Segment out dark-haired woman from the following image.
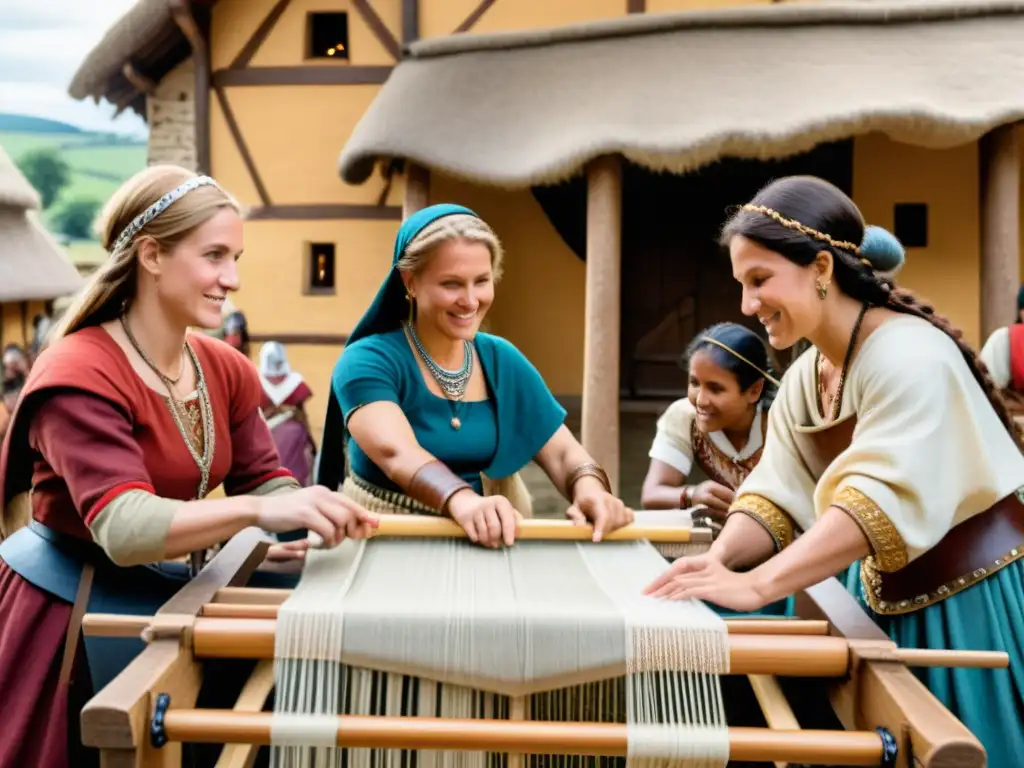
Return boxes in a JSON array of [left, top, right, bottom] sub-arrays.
[[645, 175, 1024, 764], [641, 322, 778, 517]]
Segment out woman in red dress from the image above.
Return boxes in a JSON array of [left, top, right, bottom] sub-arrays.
[[0, 164, 376, 768]]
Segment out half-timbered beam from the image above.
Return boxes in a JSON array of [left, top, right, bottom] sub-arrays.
[[402, 0, 419, 45], [352, 0, 402, 60], [230, 0, 293, 69], [213, 87, 271, 206], [212, 65, 391, 87], [454, 0, 498, 33], [246, 204, 402, 221]]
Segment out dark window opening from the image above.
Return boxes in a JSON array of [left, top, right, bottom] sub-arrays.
[[307, 12, 349, 60], [306, 243, 336, 294], [893, 203, 928, 248]]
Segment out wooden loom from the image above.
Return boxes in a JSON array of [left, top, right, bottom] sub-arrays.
[[78, 518, 1003, 768]]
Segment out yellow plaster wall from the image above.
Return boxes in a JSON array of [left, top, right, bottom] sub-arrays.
[[1, 301, 46, 350], [852, 133, 981, 347], [211, 0, 402, 70]]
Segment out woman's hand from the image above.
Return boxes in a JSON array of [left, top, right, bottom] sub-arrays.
[[566, 482, 634, 542], [642, 552, 770, 613], [254, 485, 379, 548], [447, 489, 521, 548], [686, 480, 735, 516]]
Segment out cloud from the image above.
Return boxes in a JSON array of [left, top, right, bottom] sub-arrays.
[[0, 0, 148, 134]]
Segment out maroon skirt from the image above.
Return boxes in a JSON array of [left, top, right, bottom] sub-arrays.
[[0, 559, 81, 768]]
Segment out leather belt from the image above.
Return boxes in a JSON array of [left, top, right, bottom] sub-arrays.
[[863, 490, 1024, 614]]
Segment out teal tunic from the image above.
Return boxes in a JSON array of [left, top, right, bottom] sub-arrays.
[[333, 329, 499, 493], [331, 328, 567, 494], [840, 560, 1024, 766]]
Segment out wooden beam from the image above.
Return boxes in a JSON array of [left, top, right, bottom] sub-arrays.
[[212, 65, 392, 87], [121, 62, 156, 94], [213, 87, 271, 206], [980, 123, 1021, 341], [352, 0, 402, 60], [170, 0, 211, 174], [402, 0, 419, 45], [795, 577, 985, 768], [454, 0, 498, 33], [582, 155, 622, 495], [403, 162, 430, 217], [231, 0, 293, 68], [245, 204, 402, 221], [248, 333, 349, 345]]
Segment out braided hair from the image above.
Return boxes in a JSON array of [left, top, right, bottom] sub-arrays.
[[720, 175, 1022, 450]]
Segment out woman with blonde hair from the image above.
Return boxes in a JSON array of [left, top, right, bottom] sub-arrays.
[[317, 203, 633, 547], [0, 164, 377, 768]]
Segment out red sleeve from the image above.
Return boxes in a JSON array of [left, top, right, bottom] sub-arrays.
[[28, 392, 155, 525], [223, 354, 294, 496]]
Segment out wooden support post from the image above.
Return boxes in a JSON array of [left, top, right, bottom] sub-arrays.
[[403, 162, 429, 218], [980, 123, 1020, 341], [582, 155, 623, 494], [796, 577, 985, 768]]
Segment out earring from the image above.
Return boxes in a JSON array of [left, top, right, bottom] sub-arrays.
[[406, 292, 415, 324], [816, 280, 829, 300]]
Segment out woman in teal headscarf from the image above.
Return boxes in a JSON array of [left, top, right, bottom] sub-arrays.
[[316, 204, 632, 547]]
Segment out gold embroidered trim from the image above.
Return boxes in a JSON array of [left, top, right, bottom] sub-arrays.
[[859, 543, 1024, 616], [832, 486, 907, 573], [727, 494, 794, 552]]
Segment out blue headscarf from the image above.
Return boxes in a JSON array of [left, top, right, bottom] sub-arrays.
[[346, 203, 478, 347], [314, 203, 566, 491]]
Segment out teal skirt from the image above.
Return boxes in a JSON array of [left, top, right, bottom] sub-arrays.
[[842, 561, 1024, 767]]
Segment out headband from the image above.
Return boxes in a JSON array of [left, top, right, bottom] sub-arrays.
[[111, 175, 220, 254], [698, 336, 781, 387]]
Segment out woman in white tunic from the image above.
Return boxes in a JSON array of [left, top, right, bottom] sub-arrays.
[[642, 322, 778, 517], [645, 175, 1024, 765]]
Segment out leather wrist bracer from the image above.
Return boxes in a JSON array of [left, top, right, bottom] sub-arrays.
[[406, 460, 472, 514]]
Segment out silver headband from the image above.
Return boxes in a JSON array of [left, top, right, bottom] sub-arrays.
[[111, 175, 220, 253]]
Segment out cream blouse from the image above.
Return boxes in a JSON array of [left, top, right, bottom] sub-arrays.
[[732, 316, 1024, 570]]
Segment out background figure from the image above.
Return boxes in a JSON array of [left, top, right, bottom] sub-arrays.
[[978, 284, 1024, 414], [2, 344, 28, 386], [642, 322, 778, 518], [222, 309, 250, 358], [259, 341, 316, 487]]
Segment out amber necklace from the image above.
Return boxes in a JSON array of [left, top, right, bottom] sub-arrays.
[[815, 302, 869, 422]]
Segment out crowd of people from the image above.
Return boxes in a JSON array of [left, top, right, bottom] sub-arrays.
[[0, 164, 1022, 766]]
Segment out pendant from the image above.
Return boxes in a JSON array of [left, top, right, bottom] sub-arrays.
[[451, 417, 461, 430]]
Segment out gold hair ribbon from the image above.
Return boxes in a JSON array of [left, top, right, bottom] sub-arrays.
[[699, 336, 781, 387], [740, 204, 861, 255]]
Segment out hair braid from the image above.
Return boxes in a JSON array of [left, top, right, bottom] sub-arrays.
[[878, 279, 1023, 450]]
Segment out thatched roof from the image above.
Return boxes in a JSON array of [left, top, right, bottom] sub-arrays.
[[67, 0, 204, 116], [0, 147, 41, 211], [338, 0, 1024, 190], [0, 147, 84, 302]]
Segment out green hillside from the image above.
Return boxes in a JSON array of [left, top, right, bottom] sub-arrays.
[[0, 113, 84, 134], [0, 118, 147, 269]]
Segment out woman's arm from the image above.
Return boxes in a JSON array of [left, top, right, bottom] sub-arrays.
[[532, 425, 632, 539], [748, 506, 870, 604], [347, 402, 444, 490], [640, 460, 689, 509]]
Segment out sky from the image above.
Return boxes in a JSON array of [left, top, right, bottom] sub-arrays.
[[0, 0, 148, 135]]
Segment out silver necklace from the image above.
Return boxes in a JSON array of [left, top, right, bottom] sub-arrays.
[[404, 322, 472, 430]]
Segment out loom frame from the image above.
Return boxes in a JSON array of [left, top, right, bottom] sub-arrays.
[[78, 526, 986, 768]]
